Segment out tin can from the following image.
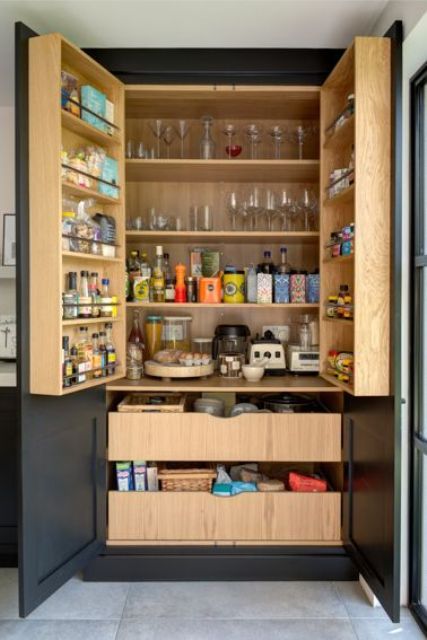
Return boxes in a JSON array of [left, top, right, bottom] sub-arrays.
[[306, 273, 320, 303], [199, 277, 222, 303], [273, 274, 290, 303], [290, 273, 306, 303], [223, 272, 245, 303]]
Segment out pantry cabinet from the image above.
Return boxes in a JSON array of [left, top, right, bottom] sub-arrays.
[[16, 19, 402, 623]]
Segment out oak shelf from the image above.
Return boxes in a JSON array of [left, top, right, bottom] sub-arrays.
[[321, 373, 354, 395], [323, 114, 354, 151], [125, 159, 320, 183], [322, 254, 354, 265], [62, 250, 122, 263], [126, 231, 320, 245], [61, 370, 124, 395], [61, 109, 121, 147], [322, 316, 353, 325], [62, 317, 121, 326], [126, 302, 320, 310], [323, 184, 354, 207], [62, 181, 121, 205]]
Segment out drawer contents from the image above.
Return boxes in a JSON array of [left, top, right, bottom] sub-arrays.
[[115, 461, 158, 492], [117, 393, 188, 413], [62, 322, 117, 388]]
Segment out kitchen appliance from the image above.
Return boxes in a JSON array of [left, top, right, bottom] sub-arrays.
[[212, 324, 250, 360], [286, 344, 320, 373], [262, 393, 321, 413], [248, 330, 286, 375]]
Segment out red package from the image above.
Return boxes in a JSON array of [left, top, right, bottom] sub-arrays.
[[288, 472, 327, 493]]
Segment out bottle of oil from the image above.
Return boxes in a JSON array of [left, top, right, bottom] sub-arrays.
[[150, 245, 165, 302]]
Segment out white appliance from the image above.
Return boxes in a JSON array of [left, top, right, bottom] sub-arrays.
[[249, 340, 286, 374], [287, 344, 319, 373]]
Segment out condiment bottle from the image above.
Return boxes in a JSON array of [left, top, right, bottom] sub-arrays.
[[91, 333, 102, 378], [246, 264, 257, 303], [174, 263, 187, 303], [98, 331, 108, 377], [63, 272, 79, 319], [186, 277, 197, 303], [259, 250, 275, 274], [105, 322, 117, 375], [79, 270, 92, 318], [127, 310, 144, 380], [100, 278, 113, 317], [89, 272, 100, 318], [62, 336, 73, 387], [150, 245, 166, 303]]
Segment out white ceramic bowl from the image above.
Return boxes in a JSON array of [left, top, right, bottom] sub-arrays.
[[242, 365, 265, 382]]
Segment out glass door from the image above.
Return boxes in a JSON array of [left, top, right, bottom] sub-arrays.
[[411, 59, 427, 632]]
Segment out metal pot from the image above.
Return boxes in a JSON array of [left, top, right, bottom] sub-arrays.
[[261, 393, 320, 413]]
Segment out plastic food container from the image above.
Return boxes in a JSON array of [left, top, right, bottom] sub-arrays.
[[145, 315, 163, 360], [192, 338, 213, 356], [162, 316, 192, 351]]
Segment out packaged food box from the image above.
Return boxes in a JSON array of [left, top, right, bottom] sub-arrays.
[[81, 85, 107, 132]]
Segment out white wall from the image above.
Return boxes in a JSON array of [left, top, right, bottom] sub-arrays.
[[0, 106, 15, 316]]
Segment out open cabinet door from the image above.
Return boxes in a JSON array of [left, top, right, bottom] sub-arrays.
[[319, 25, 402, 621], [15, 22, 125, 616]]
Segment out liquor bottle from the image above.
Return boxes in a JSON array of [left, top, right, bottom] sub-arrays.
[[89, 272, 100, 317], [163, 252, 172, 281], [276, 247, 291, 273], [79, 270, 92, 318], [105, 322, 117, 375], [127, 310, 144, 380], [140, 251, 151, 277], [128, 250, 141, 301], [76, 326, 91, 379], [91, 333, 102, 379], [258, 250, 275, 274], [70, 345, 81, 383], [98, 330, 108, 377], [150, 245, 165, 303]]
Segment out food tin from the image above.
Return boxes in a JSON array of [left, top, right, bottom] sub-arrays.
[[199, 277, 222, 303], [223, 271, 245, 304]]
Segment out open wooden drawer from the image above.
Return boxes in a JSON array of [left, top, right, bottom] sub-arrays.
[[108, 491, 341, 542], [108, 411, 342, 462]]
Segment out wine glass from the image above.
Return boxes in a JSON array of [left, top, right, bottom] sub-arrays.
[[278, 190, 295, 231], [263, 189, 278, 231], [245, 124, 263, 159], [245, 187, 264, 231], [163, 125, 176, 159], [225, 191, 239, 231], [299, 189, 318, 231], [269, 126, 284, 159], [175, 120, 191, 158], [222, 124, 240, 159], [148, 119, 166, 159], [286, 124, 318, 160]]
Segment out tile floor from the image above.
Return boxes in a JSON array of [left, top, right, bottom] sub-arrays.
[[0, 569, 424, 639]]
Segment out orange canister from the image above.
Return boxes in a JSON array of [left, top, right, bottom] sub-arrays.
[[199, 277, 222, 303]]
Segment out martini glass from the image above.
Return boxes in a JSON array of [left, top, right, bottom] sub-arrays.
[[148, 119, 166, 159]]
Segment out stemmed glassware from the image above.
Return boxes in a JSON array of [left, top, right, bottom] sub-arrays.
[[148, 119, 166, 159], [278, 190, 296, 231], [162, 125, 176, 159], [263, 189, 278, 231], [269, 126, 285, 159], [245, 124, 263, 159], [286, 124, 318, 160], [226, 191, 239, 231], [222, 124, 240, 159], [300, 189, 318, 230], [200, 115, 216, 159], [175, 120, 191, 159]]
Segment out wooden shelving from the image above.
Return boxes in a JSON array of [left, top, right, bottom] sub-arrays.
[[62, 250, 122, 263], [61, 109, 121, 147], [126, 231, 320, 245], [322, 316, 353, 325], [61, 370, 124, 395], [323, 114, 354, 151], [62, 316, 121, 326], [62, 181, 121, 205], [126, 302, 320, 310], [322, 254, 354, 265], [107, 374, 341, 394], [320, 373, 354, 395], [323, 184, 354, 206], [125, 159, 320, 183]]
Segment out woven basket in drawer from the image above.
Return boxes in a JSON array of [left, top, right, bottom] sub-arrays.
[[158, 466, 216, 492]]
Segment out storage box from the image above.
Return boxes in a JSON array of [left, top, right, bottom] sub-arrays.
[[117, 393, 187, 413], [81, 85, 107, 132]]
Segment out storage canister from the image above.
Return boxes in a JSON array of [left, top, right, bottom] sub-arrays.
[[145, 315, 163, 360], [223, 271, 245, 304], [162, 316, 192, 351]]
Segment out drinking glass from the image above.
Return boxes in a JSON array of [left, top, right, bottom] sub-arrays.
[[200, 205, 213, 231], [189, 205, 199, 231], [245, 124, 263, 159], [263, 189, 278, 231], [278, 190, 294, 231], [148, 119, 166, 158], [175, 120, 191, 158], [125, 140, 134, 159], [226, 191, 239, 231], [245, 187, 264, 230], [269, 126, 284, 159], [286, 124, 318, 160], [163, 125, 176, 159], [299, 189, 318, 231]]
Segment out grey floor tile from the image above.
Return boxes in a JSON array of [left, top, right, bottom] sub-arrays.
[[351, 616, 426, 639], [28, 575, 129, 620], [0, 570, 19, 620], [0, 620, 119, 640], [123, 581, 348, 620], [117, 617, 358, 640], [334, 581, 389, 619]]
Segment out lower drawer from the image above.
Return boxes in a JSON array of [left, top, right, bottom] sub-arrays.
[[108, 491, 341, 542], [108, 411, 342, 461]]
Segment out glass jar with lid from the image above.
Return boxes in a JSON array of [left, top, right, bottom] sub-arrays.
[[145, 315, 163, 360], [162, 316, 192, 352]]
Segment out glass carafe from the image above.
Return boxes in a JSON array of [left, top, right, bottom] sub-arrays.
[[200, 115, 215, 159]]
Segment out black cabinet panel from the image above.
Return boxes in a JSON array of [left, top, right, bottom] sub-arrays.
[[0, 387, 18, 565]]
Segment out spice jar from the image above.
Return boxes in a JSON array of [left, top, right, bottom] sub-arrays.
[[144, 315, 163, 360], [185, 277, 197, 303]]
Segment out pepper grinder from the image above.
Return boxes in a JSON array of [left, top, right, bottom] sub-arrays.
[[174, 263, 187, 303]]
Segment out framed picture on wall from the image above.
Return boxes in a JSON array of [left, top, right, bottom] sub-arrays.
[[2, 214, 16, 266]]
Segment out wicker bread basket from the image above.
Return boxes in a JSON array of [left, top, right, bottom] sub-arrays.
[[158, 466, 216, 492]]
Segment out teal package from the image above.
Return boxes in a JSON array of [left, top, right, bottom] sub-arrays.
[[99, 156, 119, 199], [81, 85, 107, 132]]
